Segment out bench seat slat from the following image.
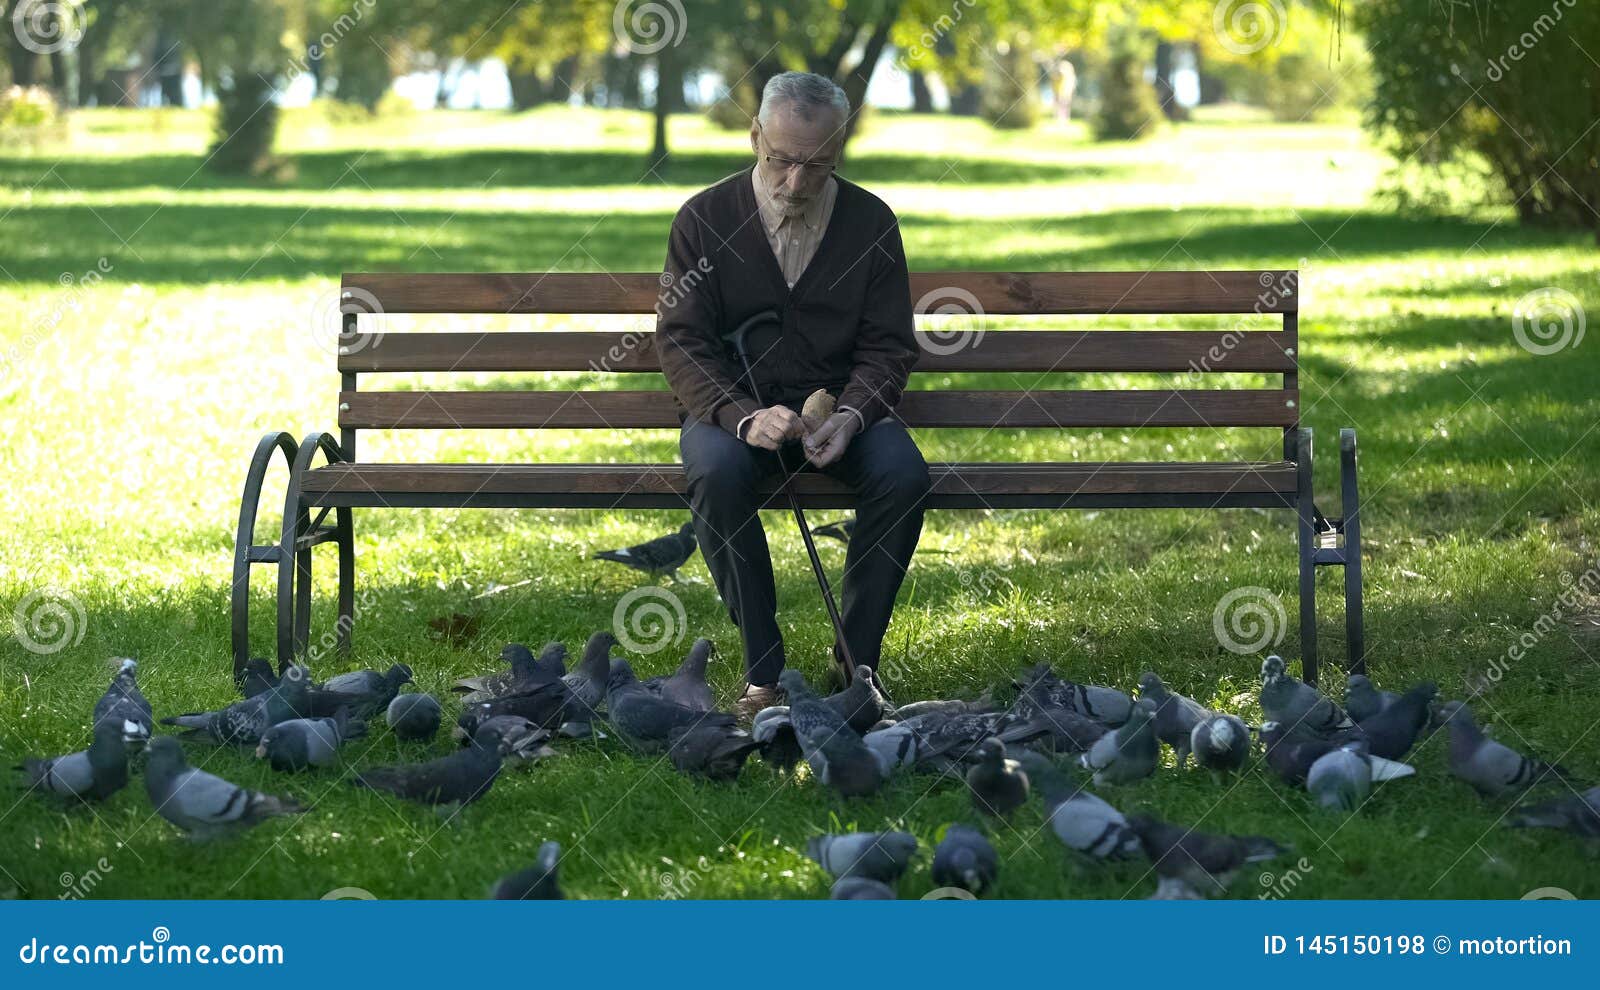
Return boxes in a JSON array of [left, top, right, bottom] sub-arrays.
[[337, 330, 1297, 374], [338, 389, 1299, 430], [341, 271, 1298, 316]]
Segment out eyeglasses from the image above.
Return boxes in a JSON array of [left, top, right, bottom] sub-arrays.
[[756, 127, 838, 177]]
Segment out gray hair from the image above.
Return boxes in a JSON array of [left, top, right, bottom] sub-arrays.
[[757, 71, 850, 129]]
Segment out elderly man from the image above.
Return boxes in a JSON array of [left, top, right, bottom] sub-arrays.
[[655, 71, 931, 719]]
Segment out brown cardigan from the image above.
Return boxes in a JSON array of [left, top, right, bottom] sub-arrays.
[[654, 165, 918, 435]]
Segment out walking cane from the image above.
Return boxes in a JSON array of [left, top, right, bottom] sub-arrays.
[[722, 310, 863, 686]]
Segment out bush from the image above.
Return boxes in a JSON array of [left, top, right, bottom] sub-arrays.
[[209, 71, 281, 176], [1092, 52, 1162, 141], [1, 85, 57, 128], [980, 43, 1040, 130]]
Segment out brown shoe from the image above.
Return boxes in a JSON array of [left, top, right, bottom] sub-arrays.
[[734, 683, 781, 724]]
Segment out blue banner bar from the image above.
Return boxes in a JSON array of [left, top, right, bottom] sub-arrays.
[[2, 900, 1590, 986]]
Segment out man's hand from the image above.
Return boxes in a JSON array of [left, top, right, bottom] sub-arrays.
[[741, 405, 805, 450], [803, 411, 861, 468]]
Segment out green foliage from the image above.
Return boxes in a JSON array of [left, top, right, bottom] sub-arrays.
[[1, 84, 58, 128], [979, 42, 1041, 129], [1092, 49, 1161, 140], [208, 71, 281, 175]]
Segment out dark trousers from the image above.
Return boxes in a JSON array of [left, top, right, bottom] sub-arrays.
[[679, 412, 931, 686]]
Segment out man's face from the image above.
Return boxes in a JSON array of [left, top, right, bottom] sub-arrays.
[[750, 107, 842, 216]]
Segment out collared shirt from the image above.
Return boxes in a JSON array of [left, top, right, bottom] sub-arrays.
[[737, 167, 863, 442]]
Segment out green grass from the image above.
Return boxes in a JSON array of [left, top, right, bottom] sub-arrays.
[[2, 105, 1598, 900]]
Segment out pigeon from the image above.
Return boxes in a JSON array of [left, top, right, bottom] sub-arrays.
[[667, 722, 761, 780], [830, 876, 896, 899], [1078, 698, 1158, 785], [19, 718, 140, 801], [1137, 671, 1214, 766], [161, 665, 312, 745], [1019, 751, 1142, 860], [1190, 714, 1252, 776], [1126, 813, 1283, 896], [452, 714, 555, 766], [237, 657, 279, 698], [307, 663, 414, 719], [1013, 663, 1133, 726], [591, 521, 698, 580], [1260, 655, 1361, 738], [751, 706, 802, 770], [824, 664, 890, 735], [805, 831, 918, 882], [810, 518, 855, 544], [386, 693, 443, 742], [931, 825, 998, 895], [1507, 786, 1600, 839], [1260, 722, 1415, 786], [455, 642, 568, 703], [1307, 745, 1371, 812], [144, 736, 304, 836], [491, 841, 564, 899], [651, 637, 717, 712], [1356, 681, 1436, 760], [780, 669, 887, 797], [92, 658, 153, 741], [606, 659, 735, 752], [255, 708, 367, 772], [461, 663, 586, 731], [1020, 705, 1111, 755], [353, 723, 508, 806], [561, 632, 617, 714], [862, 723, 921, 774], [893, 692, 995, 720], [885, 709, 1058, 770], [1344, 674, 1400, 723], [966, 738, 1029, 816], [1437, 700, 1574, 798]]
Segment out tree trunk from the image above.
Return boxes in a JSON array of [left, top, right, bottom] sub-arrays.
[[649, 44, 681, 169], [910, 70, 933, 113], [838, 5, 898, 140]]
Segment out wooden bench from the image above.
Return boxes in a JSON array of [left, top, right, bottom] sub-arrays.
[[231, 270, 1364, 684]]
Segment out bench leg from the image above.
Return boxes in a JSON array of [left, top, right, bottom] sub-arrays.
[[278, 432, 351, 671], [1340, 428, 1364, 676], [1295, 427, 1319, 686], [232, 432, 299, 684], [336, 506, 354, 657]]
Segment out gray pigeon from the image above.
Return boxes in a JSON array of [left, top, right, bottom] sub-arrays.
[[823, 664, 890, 735], [386, 693, 443, 741], [884, 709, 1057, 771], [751, 705, 802, 770], [1307, 745, 1371, 813], [455, 642, 567, 703], [779, 669, 888, 797], [492, 841, 564, 899], [92, 658, 153, 741], [1013, 663, 1133, 726], [462, 661, 586, 731], [810, 518, 855, 544], [1260, 721, 1414, 785], [1260, 655, 1361, 738], [237, 657, 279, 698], [1438, 700, 1574, 798], [161, 665, 312, 745], [307, 663, 414, 719], [931, 825, 998, 895], [667, 722, 761, 780], [1126, 813, 1283, 896], [606, 659, 735, 752], [653, 637, 717, 712], [452, 714, 555, 766], [19, 718, 139, 801], [145, 736, 304, 836], [1019, 751, 1141, 860], [1507, 786, 1600, 839], [1356, 681, 1436, 760], [862, 723, 920, 774], [830, 876, 895, 899], [966, 738, 1029, 816], [805, 831, 918, 882], [255, 708, 367, 771], [893, 692, 995, 721], [591, 521, 698, 580], [1190, 714, 1252, 776], [353, 723, 508, 806], [1138, 671, 1214, 766], [1344, 674, 1400, 723], [561, 632, 616, 714], [1078, 698, 1158, 785]]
